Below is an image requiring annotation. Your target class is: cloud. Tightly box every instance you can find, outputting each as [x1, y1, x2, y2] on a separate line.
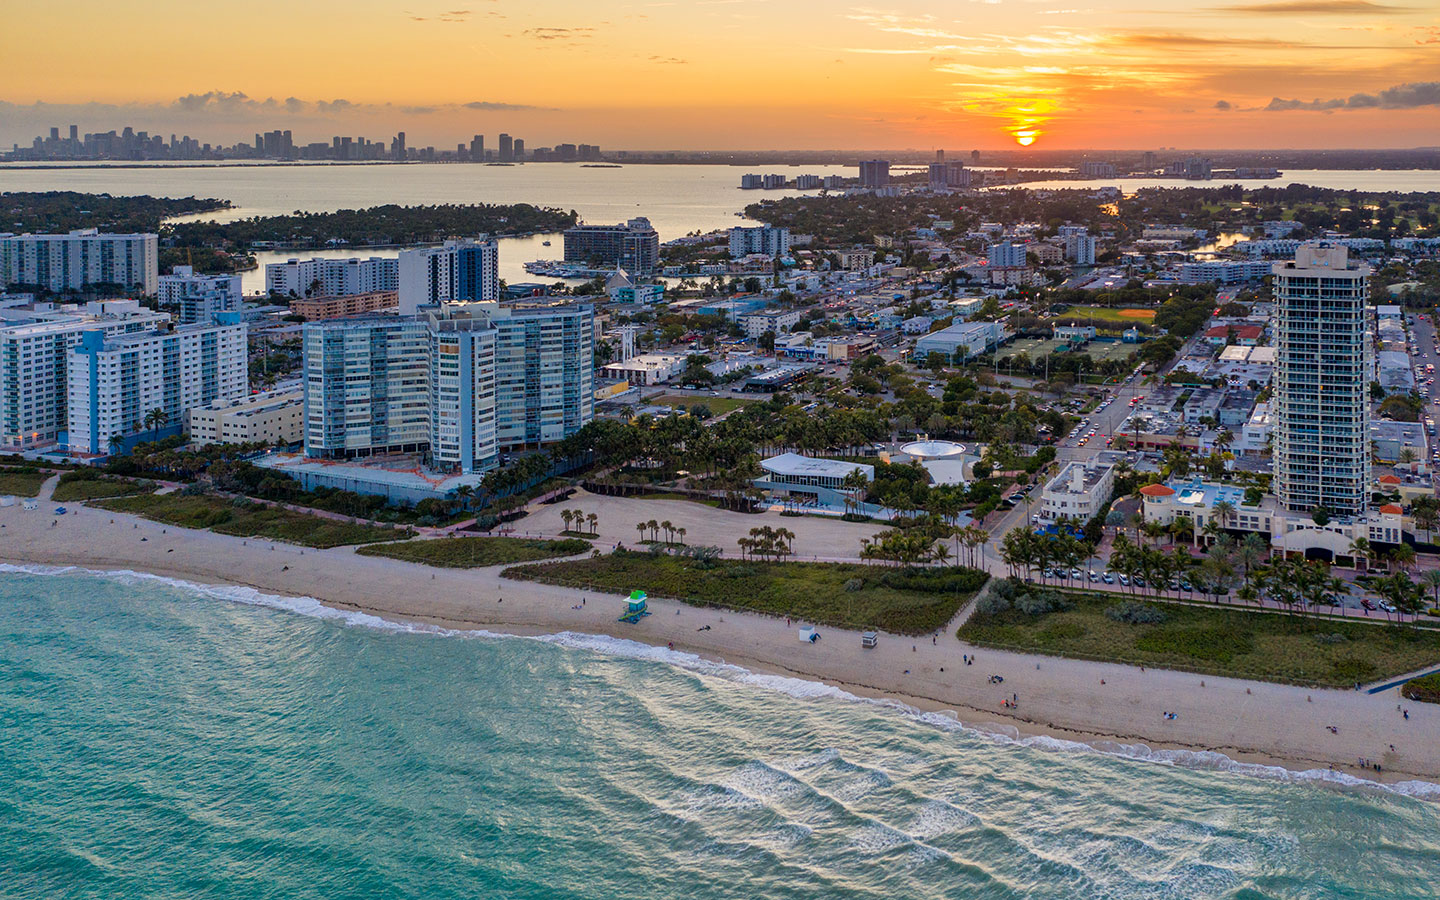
[1267, 80, 1440, 110]
[647, 55, 688, 64]
[1214, 99, 1232, 109]
[523, 26, 594, 40]
[462, 100, 551, 110]
[1211, 0, 1408, 13]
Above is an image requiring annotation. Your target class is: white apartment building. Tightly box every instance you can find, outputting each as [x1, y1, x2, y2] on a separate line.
[1272, 243, 1371, 516]
[1040, 461, 1115, 523]
[0, 301, 170, 448]
[0, 230, 159, 295]
[67, 318, 248, 454]
[264, 256, 400, 298]
[601, 353, 685, 386]
[729, 226, 791, 259]
[158, 266, 243, 324]
[1065, 233, 1097, 266]
[987, 241, 1028, 268]
[190, 388, 305, 447]
[303, 302, 593, 473]
[398, 239, 499, 315]
[740, 309, 801, 338]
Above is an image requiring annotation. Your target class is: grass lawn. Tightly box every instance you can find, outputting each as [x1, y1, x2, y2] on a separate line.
[1060, 306, 1156, 323]
[1402, 671, 1440, 703]
[0, 471, 48, 498]
[357, 536, 590, 568]
[52, 472, 147, 502]
[650, 394, 755, 416]
[960, 590, 1440, 687]
[505, 549, 988, 634]
[94, 492, 411, 548]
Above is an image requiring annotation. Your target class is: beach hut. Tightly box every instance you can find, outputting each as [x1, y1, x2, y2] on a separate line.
[618, 590, 651, 624]
[861, 631, 879, 649]
[798, 626, 818, 643]
[0, 495, 15, 508]
[21, 498, 38, 511]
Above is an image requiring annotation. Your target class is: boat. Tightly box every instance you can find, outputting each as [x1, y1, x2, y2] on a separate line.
[618, 590, 651, 624]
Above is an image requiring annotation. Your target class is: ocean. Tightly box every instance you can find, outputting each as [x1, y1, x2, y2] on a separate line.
[2, 162, 1438, 291]
[3, 566, 1439, 899]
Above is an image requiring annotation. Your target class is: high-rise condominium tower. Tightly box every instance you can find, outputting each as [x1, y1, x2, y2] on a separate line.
[1272, 243, 1371, 516]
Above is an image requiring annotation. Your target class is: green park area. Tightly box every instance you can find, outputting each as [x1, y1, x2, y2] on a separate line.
[94, 492, 411, 548]
[505, 549, 988, 634]
[960, 584, 1440, 688]
[650, 394, 755, 416]
[358, 536, 590, 568]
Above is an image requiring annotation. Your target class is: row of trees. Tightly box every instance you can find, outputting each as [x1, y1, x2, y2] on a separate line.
[560, 509, 599, 536]
[634, 519, 686, 545]
[737, 526, 796, 561]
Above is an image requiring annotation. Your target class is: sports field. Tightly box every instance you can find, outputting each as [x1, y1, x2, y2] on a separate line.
[1057, 306, 1156, 323]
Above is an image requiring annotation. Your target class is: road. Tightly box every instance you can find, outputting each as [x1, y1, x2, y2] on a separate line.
[1409, 312, 1440, 466]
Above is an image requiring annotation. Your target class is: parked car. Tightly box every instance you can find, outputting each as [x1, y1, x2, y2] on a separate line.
[1102, 572, 1116, 584]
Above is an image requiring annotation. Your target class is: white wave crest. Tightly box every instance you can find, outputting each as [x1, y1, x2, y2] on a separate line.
[4, 562, 1438, 801]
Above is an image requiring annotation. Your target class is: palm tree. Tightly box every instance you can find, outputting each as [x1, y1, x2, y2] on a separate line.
[561, 510, 575, 532]
[1347, 536, 1371, 572]
[454, 484, 475, 513]
[1211, 500, 1235, 534]
[587, 513, 599, 536]
[635, 522, 646, 543]
[646, 519, 660, 541]
[107, 432, 126, 456]
[1238, 532, 1268, 594]
[1420, 569, 1440, 610]
[661, 520, 674, 544]
[143, 407, 169, 442]
[1390, 543, 1417, 575]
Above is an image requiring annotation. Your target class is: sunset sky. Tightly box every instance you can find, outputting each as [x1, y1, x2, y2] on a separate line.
[3, 0, 1438, 150]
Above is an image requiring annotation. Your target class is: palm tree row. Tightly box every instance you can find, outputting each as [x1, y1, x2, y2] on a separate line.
[736, 525, 795, 561]
[633, 519, 686, 545]
[560, 509, 600, 536]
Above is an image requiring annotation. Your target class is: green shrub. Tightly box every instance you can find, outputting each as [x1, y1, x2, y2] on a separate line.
[1402, 672, 1440, 703]
[1106, 601, 1167, 625]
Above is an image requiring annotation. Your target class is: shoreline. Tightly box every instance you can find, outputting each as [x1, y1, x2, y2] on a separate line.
[3, 493, 1438, 792]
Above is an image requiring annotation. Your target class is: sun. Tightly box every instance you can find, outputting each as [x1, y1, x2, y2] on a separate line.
[1014, 133, 1038, 146]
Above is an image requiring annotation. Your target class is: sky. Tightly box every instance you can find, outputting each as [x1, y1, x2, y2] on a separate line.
[2, 0, 1439, 150]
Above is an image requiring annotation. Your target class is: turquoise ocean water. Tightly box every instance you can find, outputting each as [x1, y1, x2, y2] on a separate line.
[3, 566, 1440, 899]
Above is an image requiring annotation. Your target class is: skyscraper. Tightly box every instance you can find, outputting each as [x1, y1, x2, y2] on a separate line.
[498, 133, 513, 162]
[1272, 243, 1372, 516]
[470, 134, 483, 161]
[562, 218, 660, 275]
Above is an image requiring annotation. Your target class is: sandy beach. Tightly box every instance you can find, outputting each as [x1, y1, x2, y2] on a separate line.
[3, 481, 1437, 790]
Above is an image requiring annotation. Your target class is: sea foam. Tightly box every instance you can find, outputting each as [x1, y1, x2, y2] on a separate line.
[4, 562, 1438, 801]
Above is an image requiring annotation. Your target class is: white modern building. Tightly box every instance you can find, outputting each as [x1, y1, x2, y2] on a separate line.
[1272, 243, 1371, 516]
[398, 239, 499, 314]
[66, 316, 248, 454]
[0, 300, 170, 448]
[740, 309, 801, 338]
[729, 226, 792, 259]
[265, 256, 400, 299]
[601, 353, 685, 386]
[1178, 260, 1274, 284]
[158, 266, 243, 324]
[0, 230, 158, 295]
[1040, 461, 1115, 523]
[189, 387, 305, 447]
[303, 302, 593, 473]
[914, 321, 1005, 362]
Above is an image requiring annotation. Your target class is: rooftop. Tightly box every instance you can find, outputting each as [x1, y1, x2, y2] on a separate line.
[760, 452, 874, 480]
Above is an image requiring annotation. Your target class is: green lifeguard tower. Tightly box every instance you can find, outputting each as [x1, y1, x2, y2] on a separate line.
[619, 590, 651, 624]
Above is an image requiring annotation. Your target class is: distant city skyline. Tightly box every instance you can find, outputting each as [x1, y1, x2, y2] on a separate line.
[4, 0, 1438, 150]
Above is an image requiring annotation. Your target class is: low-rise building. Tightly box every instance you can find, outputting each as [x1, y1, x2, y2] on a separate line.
[753, 452, 872, 511]
[740, 309, 801, 338]
[1039, 461, 1115, 523]
[914, 321, 1005, 362]
[601, 353, 685, 386]
[190, 387, 305, 447]
[289, 290, 399, 321]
